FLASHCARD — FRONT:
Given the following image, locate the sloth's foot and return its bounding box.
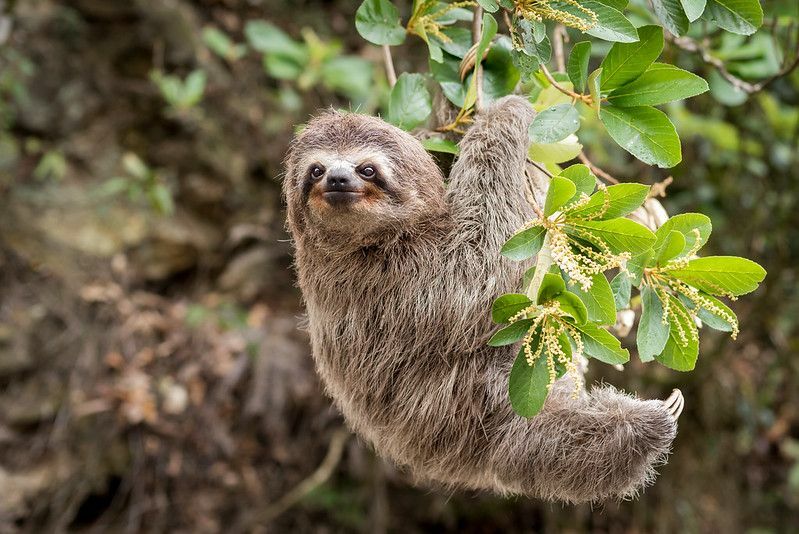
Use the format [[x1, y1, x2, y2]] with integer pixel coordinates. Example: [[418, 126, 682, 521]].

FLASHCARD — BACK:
[[662, 388, 685, 420]]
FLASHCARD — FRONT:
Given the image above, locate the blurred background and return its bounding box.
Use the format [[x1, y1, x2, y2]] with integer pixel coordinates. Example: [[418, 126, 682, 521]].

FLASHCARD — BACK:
[[0, 0, 798, 532]]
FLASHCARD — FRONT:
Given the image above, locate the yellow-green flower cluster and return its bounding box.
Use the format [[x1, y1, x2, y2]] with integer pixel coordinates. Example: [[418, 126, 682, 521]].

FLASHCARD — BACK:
[[509, 302, 583, 398], [514, 0, 598, 32], [550, 227, 631, 291], [666, 279, 740, 339], [408, 1, 476, 43]]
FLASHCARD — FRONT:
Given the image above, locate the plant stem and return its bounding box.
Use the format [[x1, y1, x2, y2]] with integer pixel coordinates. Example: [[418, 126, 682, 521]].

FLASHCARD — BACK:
[[382, 45, 397, 88], [526, 232, 553, 300], [540, 64, 591, 104], [472, 6, 484, 112]]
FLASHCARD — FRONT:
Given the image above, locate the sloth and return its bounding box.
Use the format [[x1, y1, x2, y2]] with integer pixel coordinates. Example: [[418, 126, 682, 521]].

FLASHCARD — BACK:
[[283, 96, 683, 503]]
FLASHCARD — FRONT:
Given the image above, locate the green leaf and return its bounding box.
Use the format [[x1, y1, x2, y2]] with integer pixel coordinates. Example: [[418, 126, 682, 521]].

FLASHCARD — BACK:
[[509, 340, 549, 417], [607, 64, 709, 107], [489, 318, 535, 346], [477, 0, 500, 11], [566, 273, 616, 325], [651, 0, 690, 36], [515, 18, 552, 63], [567, 41, 591, 93], [553, 0, 639, 43], [587, 68, 602, 119], [476, 13, 498, 67], [388, 73, 432, 130], [501, 226, 547, 261], [654, 230, 686, 265], [492, 294, 533, 323], [529, 135, 583, 164], [537, 273, 566, 304], [656, 296, 699, 371], [599, 26, 664, 91], [355, 0, 407, 45], [558, 164, 596, 203], [245, 21, 306, 59], [421, 137, 460, 154], [438, 27, 473, 58], [600, 105, 681, 168], [566, 183, 650, 220], [554, 291, 589, 325], [703, 0, 763, 35], [678, 292, 736, 333], [544, 176, 578, 217], [576, 321, 630, 365], [569, 218, 657, 254], [628, 249, 653, 285], [322, 56, 373, 99], [637, 285, 670, 362], [611, 272, 631, 309], [681, 0, 707, 21], [655, 213, 712, 257], [522, 266, 537, 288], [529, 104, 580, 145], [667, 256, 767, 296]]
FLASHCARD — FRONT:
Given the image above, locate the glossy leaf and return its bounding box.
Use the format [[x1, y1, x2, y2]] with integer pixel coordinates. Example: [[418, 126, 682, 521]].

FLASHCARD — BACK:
[[607, 64, 709, 107], [559, 164, 596, 203], [501, 226, 547, 261], [388, 73, 431, 130], [600, 105, 682, 168], [599, 26, 665, 91], [566, 183, 650, 220], [654, 230, 686, 265], [655, 213, 712, 257], [703, 0, 763, 36], [611, 272, 632, 309], [529, 104, 580, 144], [492, 294, 533, 323], [355, 0, 407, 45], [554, 291, 589, 325], [652, 0, 690, 36], [509, 339, 549, 417], [656, 296, 699, 371], [537, 273, 567, 304], [544, 176, 578, 216], [569, 218, 657, 254], [667, 256, 767, 296], [637, 285, 670, 361], [567, 41, 592, 92], [488, 318, 536, 346], [567, 272, 617, 325], [576, 321, 630, 365]]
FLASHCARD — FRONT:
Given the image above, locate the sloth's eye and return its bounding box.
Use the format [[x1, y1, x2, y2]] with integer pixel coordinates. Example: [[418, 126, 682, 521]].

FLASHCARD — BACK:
[[358, 165, 376, 178], [310, 164, 325, 179]]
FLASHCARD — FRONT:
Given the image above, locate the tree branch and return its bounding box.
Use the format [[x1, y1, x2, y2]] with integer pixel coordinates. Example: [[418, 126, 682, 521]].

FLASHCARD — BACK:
[[670, 34, 799, 94], [578, 151, 619, 184]]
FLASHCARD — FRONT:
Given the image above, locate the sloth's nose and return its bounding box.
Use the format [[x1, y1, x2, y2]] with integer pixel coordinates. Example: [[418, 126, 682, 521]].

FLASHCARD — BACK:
[[325, 172, 352, 190]]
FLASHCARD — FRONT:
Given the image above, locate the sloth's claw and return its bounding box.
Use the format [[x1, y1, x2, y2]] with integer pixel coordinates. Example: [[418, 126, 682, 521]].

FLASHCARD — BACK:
[[662, 389, 684, 420]]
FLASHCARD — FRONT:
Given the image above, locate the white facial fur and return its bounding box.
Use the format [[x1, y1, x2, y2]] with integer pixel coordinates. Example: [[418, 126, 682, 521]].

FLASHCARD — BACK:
[[298, 149, 395, 182]]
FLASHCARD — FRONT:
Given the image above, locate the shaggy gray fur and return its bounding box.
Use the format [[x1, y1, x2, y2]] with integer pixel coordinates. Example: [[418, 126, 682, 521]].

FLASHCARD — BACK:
[[283, 96, 677, 503]]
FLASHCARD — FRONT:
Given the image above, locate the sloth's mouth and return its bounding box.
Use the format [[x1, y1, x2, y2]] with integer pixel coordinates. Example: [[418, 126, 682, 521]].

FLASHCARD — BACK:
[[322, 190, 364, 206]]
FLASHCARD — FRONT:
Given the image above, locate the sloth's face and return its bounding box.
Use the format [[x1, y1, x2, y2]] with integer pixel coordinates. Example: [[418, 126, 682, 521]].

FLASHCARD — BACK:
[[298, 148, 406, 231]]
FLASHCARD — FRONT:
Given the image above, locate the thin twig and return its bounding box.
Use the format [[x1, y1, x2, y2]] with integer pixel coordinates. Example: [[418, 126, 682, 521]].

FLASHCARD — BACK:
[[540, 64, 591, 103], [526, 157, 553, 178], [246, 429, 349, 526], [553, 24, 567, 73], [648, 176, 673, 198], [382, 44, 397, 88], [472, 6, 484, 112], [578, 151, 620, 184], [670, 34, 799, 94]]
